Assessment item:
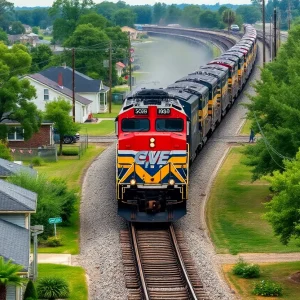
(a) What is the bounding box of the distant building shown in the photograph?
[121,26,138,40]
[0,158,37,178]
[23,24,32,34]
[116,62,126,77]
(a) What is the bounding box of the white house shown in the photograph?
[116,62,126,77]
[39,66,110,113]
[25,73,92,123]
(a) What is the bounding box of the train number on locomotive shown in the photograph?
[134,108,148,115]
[157,108,171,115]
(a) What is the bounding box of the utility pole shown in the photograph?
[274,8,277,59]
[270,16,273,61]
[262,0,266,65]
[128,32,132,92]
[109,40,112,114]
[72,48,75,122]
[287,0,291,30]
[278,10,281,47]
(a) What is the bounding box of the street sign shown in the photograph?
[48,217,62,224]
[130,48,134,53]
[130,57,134,63]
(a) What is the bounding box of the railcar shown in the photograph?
[116,25,257,222]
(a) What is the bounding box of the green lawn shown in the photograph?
[207,147,300,254]
[79,120,115,136]
[240,119,252,135]
[35,145,104,254]
[38,264,88,300]
[94,104,122,118]
[224,262,300,299]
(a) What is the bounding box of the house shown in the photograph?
[8,34,23,44]
[25,73,93,123]
[0,179,37,300]
[20,33,39,46]
[39,66,110,113]
[0,158,37,178]
[23,24,32,34]
[116,62,126,77]
[44,26,53,35]
[121,26,138,40]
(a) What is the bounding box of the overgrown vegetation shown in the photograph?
[37,277,70,300]
[232,258,260,278]
[253,280,283,297]
[0,140,12,160]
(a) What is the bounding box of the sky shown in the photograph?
[11,0,252,8]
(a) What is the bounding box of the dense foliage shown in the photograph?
[0,141,12,160]
[23,280,38,300]
[37,277,70,300]
[253,280,283,297]
[232,259,260,278]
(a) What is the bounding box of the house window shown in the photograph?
[7,127,24,141]
[44,89,49,100]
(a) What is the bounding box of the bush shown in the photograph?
[0,140,12,161]
[232,258,260,278]
[23,280,37,300]
[253,280,283,296]
[62,148,79,156]
[31,157,44,166]
[37,277,70,299]
[46,236,63,247]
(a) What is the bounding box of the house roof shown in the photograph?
[39,66,109,93]
[116,62,126,68]
[8,34,22,42]
[0,158,37,178]
[0,180,37,212]
[0,219,30,270]
[28,73,92,106]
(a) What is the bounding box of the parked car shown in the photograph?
[53,129,80,144]
[230,24,240,31]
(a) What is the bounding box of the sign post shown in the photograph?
[48,217,62,237]
[30,225,44,281]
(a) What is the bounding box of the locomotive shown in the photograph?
[116,25,257,222]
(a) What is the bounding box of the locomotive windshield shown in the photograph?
[156,119,183,132]
[122,119,150,132]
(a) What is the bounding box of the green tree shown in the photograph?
[0,140,12,160]
[264,150,300,245]
[113,8,136,27]
[0,43,41,141]
[222,9,236,31]
[180,5,202,27]
[153,2,167,24]
[32,26,39,34]
[30,44,53,72]
[0,257,23,300]
[23,280,37,300]
[236,5,261,24]
[0,0,14,31]
[94,1,118,20]
[199,10,221,29]
[10,21,25,34]
[0,28,8,44]
[77,12,107,29]
[44,98,79,155]
[37,277,69,300]
[132,5,152,24]
[218,5,228,16]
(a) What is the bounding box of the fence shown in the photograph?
[59,135,88,159]
[10,146,57,162]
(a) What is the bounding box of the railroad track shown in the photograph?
[121,224,209,300]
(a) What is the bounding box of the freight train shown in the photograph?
[116,25,257,222]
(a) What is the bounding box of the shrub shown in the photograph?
[23,280,38,300]
[253,280,283,296]
[31,157,44,166]
[0,140,13,161]
[37,277,70,299]
[62,148,79,156]
[232,258,260,278]
[46,236,63,247]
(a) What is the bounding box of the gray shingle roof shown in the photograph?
[0,180,37,212]
[39,66,109,93]
[28,73,92,106]
[0,158,37,177]
[0,219,30,270]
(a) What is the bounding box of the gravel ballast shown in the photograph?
[80,39,266,299]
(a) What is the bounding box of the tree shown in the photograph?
[94,1,118,20]
[132,5,152,24]
[0,43,41,141]
[236,5,261,24]
[0,257,23,300]
[153,2,167,24]
[0,0,14,31]
[199,10,221,29]
[264,150,300,245]
[0,140,12,160]
[44,98,79,155]
[113,8,136,27]
[180,5,202,27]
[37,277,69,300]
[32,26,39,34]
[222,9,236,31]
[218,5,228,16]
[10,21,25,34]
[30,44,53,72]
[165,4,182,24]
[23,280,37,300]
[77,12,107,29]
[0,28,8,44]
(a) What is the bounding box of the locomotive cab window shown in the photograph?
[122,119,150,132]
[156,119,183,132]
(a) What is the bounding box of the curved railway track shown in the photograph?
[121,224,209,300]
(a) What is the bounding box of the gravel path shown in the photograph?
[79,39,267,300]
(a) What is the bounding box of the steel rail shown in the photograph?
[169,224,198,300]
[130,223,150,300]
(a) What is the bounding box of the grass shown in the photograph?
[79,120,115,136]
[38,264,88,300]
[224,262,300,299]
[240,119,252,135]
[93,104,122,119]
[206,147,300,254]
[35,145,104,254]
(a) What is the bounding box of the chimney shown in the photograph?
[58,72,63,89]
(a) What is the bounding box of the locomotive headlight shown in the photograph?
[130,179,136,186]
[150,138,155,143]
[150,142,155,148]
[168,179,175,186]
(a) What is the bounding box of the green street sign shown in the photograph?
[48,217,62,224]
